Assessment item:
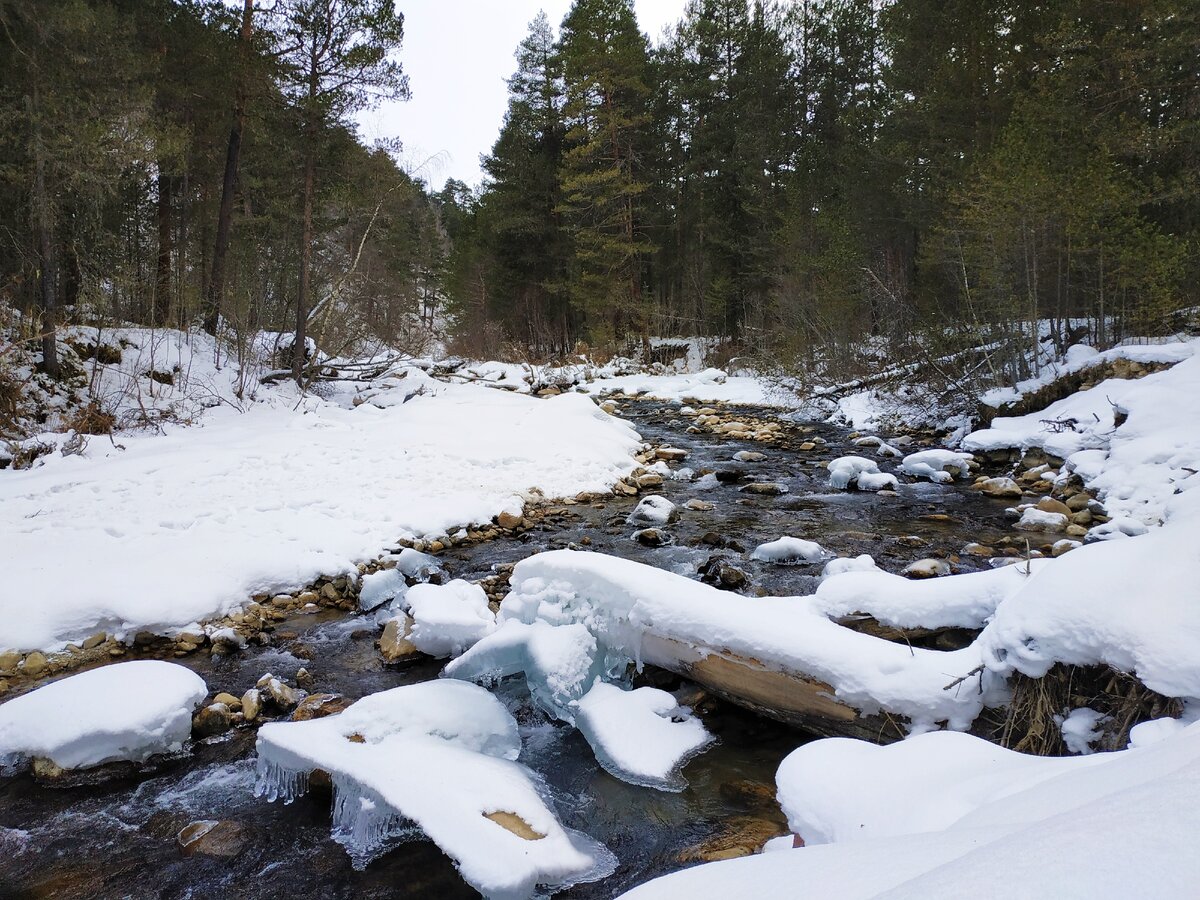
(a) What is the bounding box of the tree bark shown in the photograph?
[29,85,58,378]
[154,167,173,325]
[204,0,254,336]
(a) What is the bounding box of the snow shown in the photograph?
[573,682,714,791]
[624,721,1200,899]
[1015,506,1068,531]
[0,343,641,652]
[581,368,779,406]
[750,537,830,565]
[401,580,496,658]
[898,449,973,484]
[497,549,1005,732]
[255,680,612,897]
[820,554,880,581]
[444,620,601,724]
[812,561,1047,631]
[0,661,206,770]
[1058,707,1107,755]
[627,495,677,526]
[827,456,895,490]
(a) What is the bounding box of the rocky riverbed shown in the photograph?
[0,397,1092,898]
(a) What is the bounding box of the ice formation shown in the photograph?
[403,579,496,658]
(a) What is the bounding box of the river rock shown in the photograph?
[82,632,107,650]
[291,693,350,722]
[902,559,952,579]
[177,820,247,858]
[380,614,420,662]
[192,702,233,738]
[1035,497,1072,516]
[684,499,715,512]
[257,675,303,711]
[740,482,788,496]
[496,511,523,530]
[241,688,262,722]
[961,542,995,557]
[977,476,1022,499]
[212,692,242,711]
[733,450,766,463]
[699,557,749,591]
[656,447,689,462]
[678,815,788,863]
[0,650,19,675]
[798,442,816,451]
[1066,493,1092,512]
[636,473,665,489]
[633,527,672,547]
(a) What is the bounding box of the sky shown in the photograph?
[358,1,689,191]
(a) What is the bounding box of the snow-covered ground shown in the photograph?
[621,341,1200,897]
[0,328,641,652]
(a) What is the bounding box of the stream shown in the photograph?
[0,399,1020,899]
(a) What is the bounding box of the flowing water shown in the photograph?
[0,400,1020,899]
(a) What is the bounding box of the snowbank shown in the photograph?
[497,549,1005,732]
[0,364,641,652]
[581,368,780,406]
[255,680,613,897]
[624,720,1200,899]
[0,660,206,770]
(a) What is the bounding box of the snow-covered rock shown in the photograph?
[827,456,896,491]
[750,537,830,565]
[254,680,613,897]
[403,579,495,658]
[0,660,206,770]
[899,449,973,483]
[574,682,713,791]
[627,495,678,526]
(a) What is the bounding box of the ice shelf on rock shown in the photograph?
[0,660,206,770]
[403,579,496,658]
[573,681,714,791]
[444,619,603,724]
[358,568,408,612]
[254,680,614,899]
[750,537,831,565]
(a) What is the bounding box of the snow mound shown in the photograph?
[827,456,896,490]
[899,449,973,483]
[498,550,1004,732]
[358,568,407,613]
[622,721,1200,899]
[403,579,496,658]
[0,661,206,770]
[574,682,714,791]
[0,366,641,653]
[254,680,613,897]
[750,537,830,565]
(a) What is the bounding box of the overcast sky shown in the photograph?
[357,1,689,190]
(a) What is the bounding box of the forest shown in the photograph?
[2,0,1197,388]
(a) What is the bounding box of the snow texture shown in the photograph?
[0,347,641,652]
[0,661,206,770]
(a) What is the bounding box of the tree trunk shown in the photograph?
[154,167,173,325]
[294,139,316,382]
[204,0,254,336]
[29,87,58,378]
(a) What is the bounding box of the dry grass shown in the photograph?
[62,400,116,436]
[980,664,1183,755]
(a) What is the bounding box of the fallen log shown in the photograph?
[638,633,907,743]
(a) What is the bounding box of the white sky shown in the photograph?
[358,1,689,190]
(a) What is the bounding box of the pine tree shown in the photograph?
[557,0,653,348]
